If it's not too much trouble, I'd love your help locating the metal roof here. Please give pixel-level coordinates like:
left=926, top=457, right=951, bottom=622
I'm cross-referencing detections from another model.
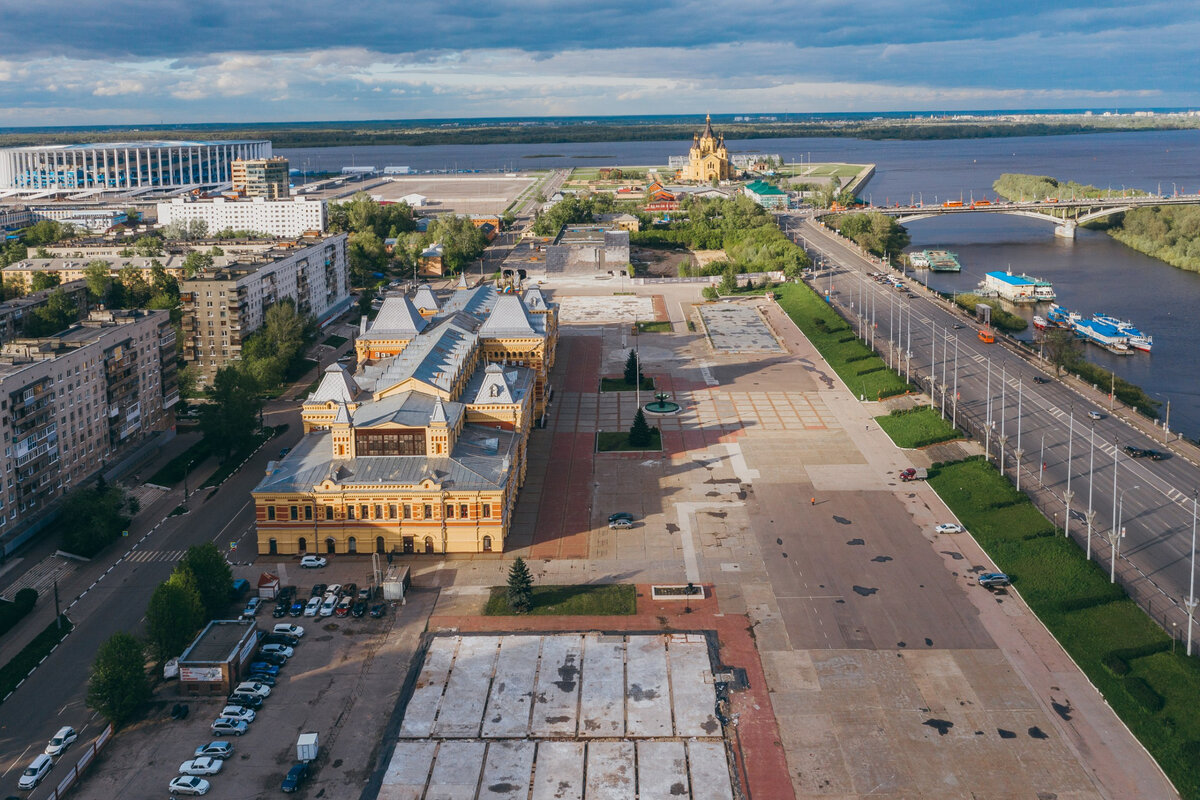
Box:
left=364, top=294, right=428, bottom=339
left=478, top=294, right=544, bottom=338
left=307, top=364, right=359, bottom=404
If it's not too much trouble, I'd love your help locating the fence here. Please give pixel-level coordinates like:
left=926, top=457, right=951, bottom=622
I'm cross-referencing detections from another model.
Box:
left=46, top=723, right=113, bottom=799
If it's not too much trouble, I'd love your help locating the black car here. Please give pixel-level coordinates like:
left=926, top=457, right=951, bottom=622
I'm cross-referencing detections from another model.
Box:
left=351, top=600, right=367, bottom=618
left=607, top=512, right=635, bottom=524
left=257, top=651, right=287, bottom=666
left=263, top=633, right=300, bottom=647
left=279, top=586, right=297, bottom=603
left=310, top=583, right=327, bottom=598
left=342, top=582, right=358, bottom=599
left=289, top=601, right=305, bottom=617
left=281, top=762, right=310, bottom=793
left=272, top=603, right=288, bottom=618
left=369, top=603, right=387, bottom=618
left=245, top=673, right=276, bottom=687
left=1033, top=376, right=1050, bottom=384
left=228, top=693, right=263, bottom=710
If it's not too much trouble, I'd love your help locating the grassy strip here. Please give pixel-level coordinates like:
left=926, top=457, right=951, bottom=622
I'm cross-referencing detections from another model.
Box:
left=1062, top=359, right=1159, bottom=418
left=929, top=458, right=1200, bottom=798
left=201, top=427, right=278, bottom=488
left=148, top=437, right=212, bottom=486
left=951, top=293, right=1028, bottom=333
left=599, top=377, right=655, bottom=393
left=875, top=406, right=962, bottom=448
left=636, top=321, right=672, bottom=333
left=773, top=283, right=911, bottom=400
left=321, top=334, right=348, bottom=348
left=597, top=430, right=662, bottom=452
left=484, top=584, right=636, bottom=616
left=0, top=616, right=72, bottom=700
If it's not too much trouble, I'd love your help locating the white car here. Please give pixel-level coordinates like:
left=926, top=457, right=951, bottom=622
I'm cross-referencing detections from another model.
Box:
left=220, top=705, right=257, bottom=723
left=18, top=754, right=52, bottom=789
left=320, top=595, right=337, bottom=616
left=169, top=775, right=211, bottom=795
left=44, top=725, right=77, bottom=756
left=325, top=583, right=342, bottom=597
left=179, top=756, right=223, bottom=776
left=260, top=644, right=293, bottom=659
left=1088, top=410, right=1104, bottom=420
left=234, top=681, right=272, bottom=698
left=934, top=523, right=964, bottom=534
left=273, top=623, right=305, bottom=638
left=300, top=555, right=327, bottom=568
left=304, top=596, right=322, bottom=616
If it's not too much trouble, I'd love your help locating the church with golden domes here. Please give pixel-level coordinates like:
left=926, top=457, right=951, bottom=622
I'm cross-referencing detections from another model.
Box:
left=680, top=114, right=731, bottom=183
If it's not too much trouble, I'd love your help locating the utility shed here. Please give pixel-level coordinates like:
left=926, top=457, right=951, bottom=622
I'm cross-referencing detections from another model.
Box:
left=177, top=619, right=259, bottom=695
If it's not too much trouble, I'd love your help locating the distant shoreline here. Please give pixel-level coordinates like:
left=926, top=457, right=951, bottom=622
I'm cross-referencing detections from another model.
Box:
left=0, top=114, right=1196, bottom=149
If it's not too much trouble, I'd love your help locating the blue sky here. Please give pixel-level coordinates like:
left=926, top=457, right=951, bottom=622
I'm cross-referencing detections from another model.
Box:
left=1, top=0, right=1197, bottom=126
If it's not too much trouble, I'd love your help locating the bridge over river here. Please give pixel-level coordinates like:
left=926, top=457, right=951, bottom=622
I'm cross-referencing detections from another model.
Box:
left=819, top=194, right=1200, bottom=238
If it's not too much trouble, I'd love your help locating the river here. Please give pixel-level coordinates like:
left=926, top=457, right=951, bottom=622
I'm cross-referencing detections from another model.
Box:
left=279, top=129, right=1200, bottom=438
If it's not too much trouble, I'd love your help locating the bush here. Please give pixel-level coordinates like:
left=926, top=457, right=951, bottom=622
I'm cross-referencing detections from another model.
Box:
left=1103, top=652, right=1131, bottom=676
left=1124, top=676, right=1166, bottom=713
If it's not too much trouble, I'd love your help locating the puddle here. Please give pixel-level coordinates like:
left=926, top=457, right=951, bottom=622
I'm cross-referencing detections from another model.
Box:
left=852, top=586, right=877, bottom=596
left=835, top=599, right=845, bottom=604
left=940, top=551, right=965, bottom=561
left=871, top=555, right=893, bottom=563
left=627, top=683, right=658, bottom=701
left=923, top=718, right=954, bottom=736
left=924, top=638, right=933, bottom=646
left=846, top=538, right=865, bottom=546
left=1028, top=726, right=1049, bottom=739
left=897, top=641, right=906, bottom=648
left=665, top=523, right=679, bottom=534
left=705, top=510, right=728, bottom=519
left=997, top=729, right=1017, bottom=739
left=832, top=515, right=853, bottom=525
left=1051, top=700, right=1072, bottom=721
left=777, top=538, right=783, bottom=545
left=781, top=552, right=788, bottom=558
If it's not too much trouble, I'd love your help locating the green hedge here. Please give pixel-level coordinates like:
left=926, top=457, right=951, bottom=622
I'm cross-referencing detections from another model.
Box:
left=0, top=589, right=36, bottom=638
left=0, top=616, right=72, bottom=701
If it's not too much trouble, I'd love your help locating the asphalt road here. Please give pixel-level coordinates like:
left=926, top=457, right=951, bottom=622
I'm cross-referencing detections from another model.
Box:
left=0, top=402, right=302, bottom=799
left=792, top=216, right=1200, bottom=637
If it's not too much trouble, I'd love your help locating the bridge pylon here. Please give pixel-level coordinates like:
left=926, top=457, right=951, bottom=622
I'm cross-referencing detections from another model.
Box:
left=1054, top=220, right=1077, bottom=240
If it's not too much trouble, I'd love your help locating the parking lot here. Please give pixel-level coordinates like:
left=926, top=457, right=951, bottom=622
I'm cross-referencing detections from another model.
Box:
left=71, top=560, right=436, bottom=800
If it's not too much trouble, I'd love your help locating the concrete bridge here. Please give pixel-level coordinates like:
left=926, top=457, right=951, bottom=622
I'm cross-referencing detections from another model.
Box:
left=823, top=194, right=1200, bottom=238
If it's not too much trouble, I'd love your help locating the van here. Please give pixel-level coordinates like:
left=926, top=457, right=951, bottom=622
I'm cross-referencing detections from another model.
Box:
left=18, top=754, right=52, bottom=789
left=230, top=579, right=251, bottom=600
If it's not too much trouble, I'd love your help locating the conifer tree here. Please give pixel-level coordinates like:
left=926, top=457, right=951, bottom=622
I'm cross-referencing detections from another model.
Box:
left=629, top=408, right=653, bottom=448
left=623, top=348, right=640, bottom=386
left=506, top=557, right=533, bottom=613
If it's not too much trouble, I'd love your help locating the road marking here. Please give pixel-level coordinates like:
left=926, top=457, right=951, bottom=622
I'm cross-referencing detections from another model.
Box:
left=1, top=743, right=32, bottom=777
left=212, top=499, right=254, bottom=543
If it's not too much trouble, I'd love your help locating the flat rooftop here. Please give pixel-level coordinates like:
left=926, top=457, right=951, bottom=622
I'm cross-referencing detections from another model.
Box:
left=377, top=632, right=736, bottom=800
left=179, top=619, right=256, bottom=666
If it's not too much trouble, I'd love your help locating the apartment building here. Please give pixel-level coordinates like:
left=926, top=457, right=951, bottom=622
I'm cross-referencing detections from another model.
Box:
left=157, top=196, right=325, bottom=238
left=0, top=280, right=89, bottom=344
left=181, top=233, right=350, bottom=383
left=231, top=156, right=290, bottom=199
left=0, top=309, right=177, bottom=547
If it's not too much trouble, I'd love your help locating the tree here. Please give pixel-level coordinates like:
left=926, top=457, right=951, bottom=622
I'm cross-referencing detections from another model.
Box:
left=84, top=260, right=113, bottom=303
left=199, top=365, right=261, bottom=459
left=179, top=542, right=234, bottom=621
left=59, top=478, right=130, bottom=557
left=1044, top=329, right=1083, bottom=375
left=87, top=632, right=150, bottom=727
left=719, top=268, right=739, bottom=295
left=181, top=251, right=214, bottom=279
left=347, top=231, right=388, bottom=287
left=628, top=408, right=653, bottom=448
left=23, top=287, right=81, bottom=337
left=30, top=271, right=60, bottom=292
left=506, top=557, right=533, bottom=613
left=146, top=575, right=204, bottom=661
left=623, top=348, right=641, bottom=386
left=133, top=235, right=163, bottom=257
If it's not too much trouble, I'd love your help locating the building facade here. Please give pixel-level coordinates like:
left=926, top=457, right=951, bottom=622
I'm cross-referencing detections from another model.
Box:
left=231, top=157, right=290, bottom=199
left=679, top=116, right=731, bottom=183
left=0, top=309, right=177, bottom=543
left=741, top=180, right=787, bottom=209
left=254, top=284, right=557, bottom=556
left=157, top=196, right=325, bottom=238
left=0, top=280, right=89, bottom=344
left=0, top=140, right=271, bottom=190
left=180, top=234, right=350, bottom=383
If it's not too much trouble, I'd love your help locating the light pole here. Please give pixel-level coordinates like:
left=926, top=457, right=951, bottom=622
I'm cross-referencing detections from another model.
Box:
left=1111, top=437, right=1119, bottom=538
left=1064, top=409, right=1074, bottom=539
left=1188, top=490, right=1198, bottom=656
left=183, top=459, right=196, bottom=508
left=952, top=336, right=958, bottom=430
left=1014, top=379, right=1024, bottom=491
left=1109, top=484, right=1139, bottom=583
left=1039, top=433, right=1045, bottom=485
left=1085, top=422, right=1097, bottom=561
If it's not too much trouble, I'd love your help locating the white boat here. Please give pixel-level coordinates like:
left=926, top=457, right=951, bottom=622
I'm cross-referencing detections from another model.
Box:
left=1092, top=313, right=1152, bottom=352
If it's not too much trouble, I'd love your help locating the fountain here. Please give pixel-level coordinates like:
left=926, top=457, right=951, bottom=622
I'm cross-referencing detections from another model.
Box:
left=643, top=391, right=681, bottom=415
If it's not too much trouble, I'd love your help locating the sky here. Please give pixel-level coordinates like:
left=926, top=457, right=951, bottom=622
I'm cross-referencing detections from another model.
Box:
left=1, top=0, right=1198, bottom=126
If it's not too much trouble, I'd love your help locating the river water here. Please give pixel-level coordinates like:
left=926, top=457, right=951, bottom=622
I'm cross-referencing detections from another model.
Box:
left=279, top=129, right=1200, bottom=437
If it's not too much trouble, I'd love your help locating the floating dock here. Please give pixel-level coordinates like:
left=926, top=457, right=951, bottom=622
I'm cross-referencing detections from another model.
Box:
left=978, top=270, right=1056, bottom=303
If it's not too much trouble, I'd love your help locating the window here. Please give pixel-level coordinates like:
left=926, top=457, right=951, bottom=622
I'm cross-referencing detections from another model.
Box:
left=423, top=504, right=432, bottom=519
left=445, top=505, right=454, bottom=519
left=304, top=505, right=313, bottom=520
left=347, top=505, right=355, bottom=519
left=289, top=505, right=298, bottom=521
left=325, top=505, right=334, bottom=520
left=360, top=504, right=369, bottom=520
left=483, top=535, right=493, bottom=551
left=388, top=504, right=397, bottom=519
left=374, top=504, right=383, bottom=520
left=403, top=504, right=412, bottom=519
left=460, top=504, right=469, bottom=518
left=482, top=503, right=491, bottom=518
left=267, top=506, right=276, bottom=521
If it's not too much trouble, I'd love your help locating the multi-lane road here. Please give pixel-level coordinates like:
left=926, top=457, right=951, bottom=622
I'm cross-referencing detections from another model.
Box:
left=790, top=215, right=1200, bottom=643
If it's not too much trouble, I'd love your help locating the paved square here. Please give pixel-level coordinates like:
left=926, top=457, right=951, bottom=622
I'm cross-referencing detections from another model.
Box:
left=698, top=305, right=783, bottom=353
left=378, top=633, right=735, bottom=800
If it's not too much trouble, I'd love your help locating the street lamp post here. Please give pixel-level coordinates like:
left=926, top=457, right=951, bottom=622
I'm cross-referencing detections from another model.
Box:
left=1187, top=489, right=1198, bottom=656
left=1039, top=433, right=1045, bottom=485
left=1109, top=484, right=1140, bottom=583
left=183, top=459, right=196, bottom=508
left=1064, top=410, right=1074, bottom=539
left=1085, top=422, right=1097, bottom=561
left=952, top=336, right=958, bottom=430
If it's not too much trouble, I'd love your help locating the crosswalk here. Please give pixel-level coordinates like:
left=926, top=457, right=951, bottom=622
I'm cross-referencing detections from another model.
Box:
left=2, top=556, right=75, bottom=601
left=124, top=549, right=187, bottom=564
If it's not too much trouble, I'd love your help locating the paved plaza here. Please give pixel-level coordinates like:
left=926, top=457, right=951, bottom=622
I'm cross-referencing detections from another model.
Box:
left=379, top=633, right=734, bottom=800
left=697, top=304, right=785, bottom=353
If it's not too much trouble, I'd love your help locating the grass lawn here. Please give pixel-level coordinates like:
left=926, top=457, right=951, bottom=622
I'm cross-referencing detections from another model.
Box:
left=0, top=616, right=72, bottom=702
left=875, top=406, right=962, bottom=448
left=597, top=430, right=662, bottom=452
left=484, top=584, right=636, bottom=616
left=773, top=283, right=911, bottom=400
left=599, top=376, right=656, bottom=393
left=201, top=427, right=278, bottom=488
left=321, top=334, right=347, bottom=348
left=929, top=457, right=1200, bottom=798
left=636, top=320, right=672, bottom=333
left=149, top=437, right=212, bottom=486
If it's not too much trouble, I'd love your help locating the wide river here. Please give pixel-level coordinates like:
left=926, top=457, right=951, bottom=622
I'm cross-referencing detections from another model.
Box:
left=280, top=129, right=1200, bottom=438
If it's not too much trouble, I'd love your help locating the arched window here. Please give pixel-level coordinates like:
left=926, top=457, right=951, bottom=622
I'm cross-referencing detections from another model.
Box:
left=376, top=536, right=386, bottom=554
left=482, top=535, right=493, bottom=552
left=298, top=537, right=307, bottom=553
left=347, top=536, right=357, bottom=554
left=423, top=536, right=434, bottom=554
left=325, top=537, right=336, bottom=554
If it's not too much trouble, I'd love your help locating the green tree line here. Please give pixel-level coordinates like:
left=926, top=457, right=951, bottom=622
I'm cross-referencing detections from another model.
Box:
left=993, top=173, right=1141, bottom=201
left=828, top=212, right=911, bottom=260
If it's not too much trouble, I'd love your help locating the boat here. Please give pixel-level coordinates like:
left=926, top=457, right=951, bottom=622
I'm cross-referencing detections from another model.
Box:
left=1071, top=317, right=1131, bottom=354
left=1092, top=313, right=1153, bottom=352
left=925, top=250, right=962, bottom=272
left=1032, top=315, right=1048, bottom=331
left=1045, top=303, right=1078, bottom=328
left=979, top=271, right=1056, bottom=303
left=908, top=251, right=930, bottom=269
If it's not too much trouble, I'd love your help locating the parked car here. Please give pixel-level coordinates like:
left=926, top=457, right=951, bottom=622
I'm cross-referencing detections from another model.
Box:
left=273, top=623, right=305, bottom=638
left=260, top=644, right=294, bottom=659
left=244, top=672, right=276, bottom=686
left=233, top=681, right=272, bottom=698
left=351, top=600, right=367, bottom=618
left=178, top=756, right=223, bottom=776
left=300, top=555, right=327, bottom=569
left=310, top=584, right=327, bottom=598
left=278, top=447, right=291, bottom=458
left=44, top=726, right=77, bottom=756
left=369, top=603, right=388, bottom=618
left=220, top=705, right=256, bottom=723
left=256, top=651, right=288, bottom=666
left=934, top=523, right=963, bottom=534
left=278, top=585, right=297, bottom=603
left=248, top=662, right=280, bottom=677
left=357, top=587, right=372, bottom=602
left=170, top=703, right=190, bottom=720
left=228, top=693, right=263, bottom=710
left=193, top=742, right=233, bottom=760
left=325, top=583, right=342, bottom=597
left=342, top=582, right=358, bottom=598
left=608, top=512, right=634, bottom=523
left=18, top=754, right=52, bottom=790
left=272, top=603, right=288, bottom=618
left=609, top=518, right=633, bottom=529
left=210, top=718, right=248, bottom=737
left=168, top=775, right=211, bottom=795
left=242, top=597, right=262, bottom=617
left=334, top=597, right=353, bottom=617
left=320, top=595, right=338, bottom=616
left=978, top=572, right=1011, bottom=588
left=289, top=600, right=306, bottom=617
left=281, top=762, right=311, bottom=793
left=264, top=633, right=299, bottom=648
left=304, top=597, right=322, bottom=617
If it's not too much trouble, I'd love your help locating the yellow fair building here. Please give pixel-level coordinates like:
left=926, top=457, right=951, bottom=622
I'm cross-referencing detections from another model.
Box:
left=680, top=114, right=731, bottom=183
left=255, top=283, right=554, bottom=556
